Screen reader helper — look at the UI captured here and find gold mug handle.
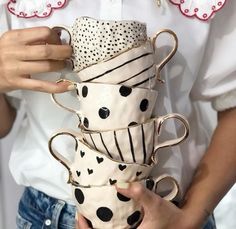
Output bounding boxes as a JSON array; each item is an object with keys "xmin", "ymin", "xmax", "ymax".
[
  {"xmin": 52, "ymin": 25, "xmax": 72, "ymax": 45},
  {"xmin": 146, "ymin": 174, "xmax": 179, "ymax": 201},
  {"xmin": 51, "ymin": 79, "xmax": 83, "ymax": 127},
  {"xmin": 48, "ymin": 130, "xmax": 81, "ymax": 186},
  {"xmin": 52, "ymin": 25, "xmax": 75, "ymax": 68},
  {"xmin": 150, "ymin": 113, "xmax": 189, "ymax": 164},
  {"xmin": 151, "ymin": 29, "xmax": 178, "ymax": 83}
]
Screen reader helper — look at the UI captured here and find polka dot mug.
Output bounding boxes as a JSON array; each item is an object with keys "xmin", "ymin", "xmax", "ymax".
[
  {"xmin": 71, "ymin": 174, "xmax": 179, "ymax": 229},
  {"xmin": 52, "ymin": 81, "xmax": 158, "ymax": 130}
]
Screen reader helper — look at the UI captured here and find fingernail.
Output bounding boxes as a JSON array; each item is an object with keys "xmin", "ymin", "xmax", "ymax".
[
  {"xmin": 116, "ymin": 182, "xmax": 130, "ymax": 189},
  {"xmin": 75, "ymin": 212, "xmax": 78, "ymax": 220},
  {"xmin": 67, "ymin": 84, "xmax": 76, "ymax": 91}
]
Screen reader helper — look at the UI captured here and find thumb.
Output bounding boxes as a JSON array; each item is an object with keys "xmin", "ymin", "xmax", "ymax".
[
  {"xmin": 116, "ymin": 182, "xmax": 160, "ymax": 211},
  {"xmin": 77, "ymin": 213, "xmax": 93, "ymax": 229}
]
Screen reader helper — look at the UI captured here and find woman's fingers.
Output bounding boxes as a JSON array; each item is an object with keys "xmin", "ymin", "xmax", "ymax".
[
  {"xmin": 1, "ymin": 27, "xmax": 62, "ymax": 45},
  {"xmin": 116, "ymin": 182, "xmax": 162, "ymax": 212},
  {"xmin": 77, "ymin": 213, "xmax": 91, "ymax": 229},
  {"xmin": 5, "ymin": 44, "xmax": 72, "ymax": 61},
  {"xmin": 13, "ymin": 78, "xmax": 75, "ymax": 93},
  {"xmin": 9, "ymin": 60, "xmax": 67, "ymax": 75}
]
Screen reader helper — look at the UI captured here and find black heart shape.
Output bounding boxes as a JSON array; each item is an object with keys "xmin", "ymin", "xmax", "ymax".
[
  {"xmin": 76, "ymin": 171, "xmax": 81, "ymax": 177},
  {"xmin": 87, "ymin": 169, "xmax": 93, "ymax": 175},
  {"xmin": 136, "ymin": 171, "xmax": 142, "ymax": 176},
  {"xmin": 96, "ymin": 157, "xmax": 104, "ymax": 164},
  {"xmin": 80, "ymin": 150, "xmax": 85, "ymax": 158},
  {"xmin": 118, "ymin": 164, "xmax": 127, "ymax": 171},
  {"xmin": 109, "ymin": 179, "xmax": 117, "ymax": 185}
]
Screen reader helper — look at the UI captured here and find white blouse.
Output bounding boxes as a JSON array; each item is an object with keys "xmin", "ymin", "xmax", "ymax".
[{"xmin": 0, "ymin": 0, "xmax": 236, "ymax": 203}]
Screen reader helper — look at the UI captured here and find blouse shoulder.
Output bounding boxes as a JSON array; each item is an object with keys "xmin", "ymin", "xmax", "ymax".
[
  {"xmin": 169, "ymin": 0, "xmax": 227, "ymax": 21},
  {"xmin": 7, "ymin": 0, "xmax": 67, "ymax": 18}
]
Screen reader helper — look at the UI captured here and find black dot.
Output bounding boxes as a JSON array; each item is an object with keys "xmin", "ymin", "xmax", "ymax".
[
  {"xmin": 74, "ymin": 188, "xmax": 84, "ymax": 204},
  {"xmin": 146, "ymin": 179, "xmax": 155, "ymax": 191},
  {"xmin": 98, "ymin": 107, "xmax": 110, "ymax": 119},
  {"xmin": 83, "ymin": 117, "xmax": 89, "ymax": 128},
  {"xmin": 117, "ymin": 192, "xmax": 131, "ymax": 202},
  {"xmin": 127, "ymin": 211, "xmax": 142, "ymax": 226},
  {"xmin": 140, "ymin": 99, "xmax": 149, "ymax": 112},
  {"xmin": 119, "ymin": 86, "xmax": 132, "ymax": 97},
  {"xmin": 96, "ymin": 207, "xmax": 113, "ymax": 222},
  {"xmin": 128, "ymin": 122, "xmax": 138, "ymax": 127}
]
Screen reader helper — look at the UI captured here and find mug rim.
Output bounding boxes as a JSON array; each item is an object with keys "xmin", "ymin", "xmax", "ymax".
[{"xmin": 74, "ymin": 16, "xmax": 147, "ymax": 27}]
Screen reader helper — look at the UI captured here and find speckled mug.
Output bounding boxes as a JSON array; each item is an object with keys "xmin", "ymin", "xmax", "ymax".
[
  {"xmin": 72, "ymin": 174, "xmax": 179, "ymax": 229},
  {"xmin": 52, "ymin": 81, "xmax": 158, "ymax": 130},
  {"xmin": 54, "ymin": 16, "xmax": 147, "ymax": 72}
]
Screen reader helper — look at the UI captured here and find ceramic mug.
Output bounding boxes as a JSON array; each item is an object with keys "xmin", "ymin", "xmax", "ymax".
[
  {"xmin": 76, "ymin": 41, "xmax": 157, "ymax": 89},
  {"xmin": 54, "ymin": 16, "xmax": 147, "ymax": 72},
  {"xmin": 81, "ymin": 113, "xmax": 189, "ymax": 164},
  {"xmin": 72, "ymin": 174, "xmax": 179, "ymax": 229},
  {"xmin": 76, "ymin": 27, "xmax": 178, "ymax": 88},
  {"xmin": 48, "ymin": 131, "xmax": 156, "ymax": 187},
  {"xmin": 54, "ymin": 16, "xmax": 178, "ymax": 81},
  {"xmin": 52, "ymin": 81, "xmax": 158, "ymax": 130}
]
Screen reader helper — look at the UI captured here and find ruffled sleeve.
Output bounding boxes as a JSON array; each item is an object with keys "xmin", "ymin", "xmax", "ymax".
[{"xmin": 191, "ymin": 1, "xmax": 236, "ymax": 111}]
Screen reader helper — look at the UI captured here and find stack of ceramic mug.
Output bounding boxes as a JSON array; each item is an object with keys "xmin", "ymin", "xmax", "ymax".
[{"xmin": 48, "ymin": 17, "xmax": 190, "ymax": 229}]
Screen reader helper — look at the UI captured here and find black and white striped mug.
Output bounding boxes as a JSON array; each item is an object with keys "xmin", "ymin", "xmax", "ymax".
[
  {"xmin": 81, "ymin": 113, "xmax": 189, "ymax": 164},
  {"xmin": 76, "ymin": 29, "xmax": 178, "ymax": 88}
]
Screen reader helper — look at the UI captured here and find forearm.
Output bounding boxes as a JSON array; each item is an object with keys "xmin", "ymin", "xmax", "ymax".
[
  {"xmin": 182, "ymin": 108, "xmax": 236, "ymax": 228},
  {"xmin": 0, "ymin": 93, "xmax": 16, "ymax": 138}
]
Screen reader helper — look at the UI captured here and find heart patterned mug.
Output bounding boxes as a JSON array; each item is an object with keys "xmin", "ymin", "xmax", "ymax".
[{"xmin": 48, "ymin": 131, "xmax": 157, "ymax": 187}]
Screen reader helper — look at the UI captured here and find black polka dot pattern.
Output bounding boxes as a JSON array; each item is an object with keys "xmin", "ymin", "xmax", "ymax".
[
  {"xmin": 82, "ymin": 86, "xmax": 88, "ymax": 97},
  {"xmin": 146, "ymin": 179, "xmax": 155, "ymax": 191},
  {"xmin": 83, "ymin": 117, "xmax": 89, "ymax": 128},
  {"xmin": 119, "ymin": 86, "xmax": 132, "ymax": 97},
  {"xmin": 98, "ymin": 107, "xmax": 110, "ymax": 119},
  {"xmin": 128, "ymin": 122, "xmax": 138, "ymax": 126},
  {"xmin": 71, "ymin": 17, "xmax": 147, "ymax": 71},
  {"xmin": 127, "ymin": 211, "xmax": 142, "ymax": 226},
  {"xmin": 74, "ymin": 188, "xmax": 85, "ymax": 204},
  {"xmin": 117, "ymin": 192, "xmax": 131, "ymax": 202},
  {"xmin": 140, "ymin": 99, "xmax": 149, "ymax": 112},
  {"xmin": 96, "ymin": 207, "xmax": 113, "ymax": 222}
]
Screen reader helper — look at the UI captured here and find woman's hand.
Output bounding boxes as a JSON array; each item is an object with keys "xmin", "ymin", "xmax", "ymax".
[
  {"xmin": 76, "ymin": 182, "xmax": 205, "ymax": 229},
  {"xmin": 116, "ymin": 182, "xmax": 198, "ymax": 229},
  {"xmin": 0, "ymin": 26, "xmax": 72, "ymax": 93}
]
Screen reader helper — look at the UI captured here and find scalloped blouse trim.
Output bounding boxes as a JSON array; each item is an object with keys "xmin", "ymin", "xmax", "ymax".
[
  {"xmin": 169, "ymin": 0, "xmax": 227, "ymax": 21},
  {"xmin": 7, "ymin": 0, "xmax": 67, "ymax": 18},
  {"xmin": 6, "ymin": 0, "xmax": 227, "ymax": 20}
]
